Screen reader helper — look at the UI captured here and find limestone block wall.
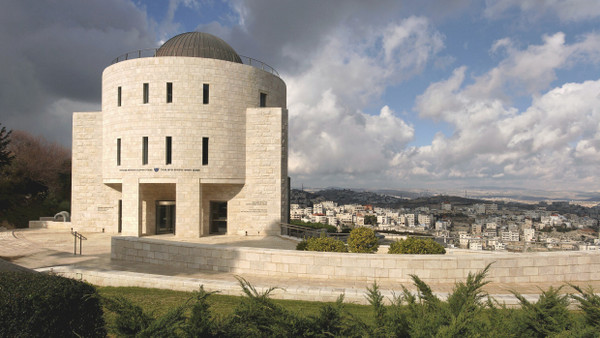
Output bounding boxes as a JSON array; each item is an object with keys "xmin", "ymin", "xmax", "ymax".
[
  {"xmin": 72, "ymin": 113, "xmax": 122, "ymax": 232},
  {"xmin": 112, "ymin": 237, "xmax": 600, "ymax": 284},
  {"xmin": 175, "ymin": 178, "xmax": 200, "ymax": 238},
  {"xmin": 226, "ymin": 108, "xmax": 288, "ymax": 236},
  {"xmin": 28, "ymin": 221, "xmax": 72, "ymax": 230},
  {"xmin": 100, "ymin": 57, "xmax": 286, "ymax": 182}
]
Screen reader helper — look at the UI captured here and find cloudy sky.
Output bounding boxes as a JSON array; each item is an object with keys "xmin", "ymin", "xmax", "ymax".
[{"xmin": 2, "ymin": 0, "xmax": 600, "ymax": 193}]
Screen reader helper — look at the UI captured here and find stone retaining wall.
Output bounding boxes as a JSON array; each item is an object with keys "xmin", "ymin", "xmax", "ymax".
[
  {"xmin": 38, "ymin": 266, "xmax": 540, "ymax": 306},
  {"xmin": 29, "ymin": 221, "xmax": 72, "ymax": 230},
  {"xmin": 112, "ymin": 236, "xmax": 600, "ymax": 284}
]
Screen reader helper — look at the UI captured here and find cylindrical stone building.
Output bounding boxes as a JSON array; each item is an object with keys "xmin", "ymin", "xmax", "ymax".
[{"xmin": 71, "ymin": 32, "xmax": 288, "ymax": 237}]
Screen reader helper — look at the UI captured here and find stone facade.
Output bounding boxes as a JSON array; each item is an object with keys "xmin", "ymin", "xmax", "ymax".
[{"xmin": 71, "ymin": 33, "xmax": 288, "ymax": 238}]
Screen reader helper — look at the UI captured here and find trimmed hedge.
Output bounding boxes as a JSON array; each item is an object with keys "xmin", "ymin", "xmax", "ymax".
[
  {"xmin": 388, "ymin": 237, "xmax": 446, "ymax": 254},
  {"xmin": 297, "ymin": 235, "xmax": 348, "ymax": 252},
  {"xmin": 0, "ymin": 272, "xmax": 106, "ymax": 337},
  {"xmin": 347, "ymin": 227, "xmax": 379, "ymax": 253}
]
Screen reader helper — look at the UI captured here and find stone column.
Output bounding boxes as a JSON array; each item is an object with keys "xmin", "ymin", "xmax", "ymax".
[
  {"xmin": 121, "ymin": 177, "xmax": 141, "ymax": 236},
  {"xmin": 176, "ymin": 177, "xmax": 201, "ymax": 238}
]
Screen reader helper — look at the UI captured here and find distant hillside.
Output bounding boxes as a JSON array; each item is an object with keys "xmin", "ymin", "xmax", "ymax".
[{"xmin": 290, "ymin": 188, "xmax": 484, "ymax": 209}]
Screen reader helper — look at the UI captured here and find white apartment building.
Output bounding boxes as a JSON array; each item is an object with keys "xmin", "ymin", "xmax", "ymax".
[
  {"xmin": 501, "ymin": 230, "xmax": 520, "ymax": 242},
  {"xmin": 377, "ymin": 215, "xmax": 389, "ymax": 225},
  {"xmin": 435, "ymin": 220, "xmax": 450, "ymax": 230},
  {"xmin": 312, "ymin": 203, "xmax": 324, "ymax": 214},
  {"xmin": 404, "ymin": 214, "xmax": 415, "ymax": 227},
  {"xmin": 312, "ymin": 214, "xmax": 327, "ymax": 224},
  {"xmin": 469, "ymin": 240, "xmax": 483, "ymax": 250},
  {"xmin": 523, "ymin": 228, "xmax": 536, "ymax": 242},
  {"xmin": 321, "ymin": 201, "xmax": 337, "ymax": 209},
  {"xmin": 418, "ymin": 214, "xmax": 432, "ymax": 227}
]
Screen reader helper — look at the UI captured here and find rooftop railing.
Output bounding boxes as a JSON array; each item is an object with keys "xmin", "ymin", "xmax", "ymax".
[
  {"xmin": 110, "ymin": 48, "xmax": 158, "ymax": 64},
  {"xmin": 110, "ymin": 49, "xmax": 279, "ymax": 76},
  {"xmin": 239, "ymin": 55, "xmax": 279, "ymax": 76}
]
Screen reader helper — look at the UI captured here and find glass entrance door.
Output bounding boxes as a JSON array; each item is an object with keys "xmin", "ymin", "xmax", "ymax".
[
  {"xmin": 156, "ymin": 201, "xmax": 176, "ymax": 234},
  {"xmin": 209, "ymin": 201, "xmax": 227, "ymax": 234}
]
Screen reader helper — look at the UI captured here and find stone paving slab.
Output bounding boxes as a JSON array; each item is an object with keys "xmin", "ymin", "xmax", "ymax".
[{"xmin": 2, "ymin": 228, "xmax": 599, "ymax": 307}]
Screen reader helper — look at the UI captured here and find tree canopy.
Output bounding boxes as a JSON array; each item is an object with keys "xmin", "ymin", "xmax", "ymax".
[
  {"xmin": 0, "ymin": 123, "xmax": 14, "ymax": 171},
  {"xmin": 0, "ymin": 130, "xmax": 71, "ymax": 228}
]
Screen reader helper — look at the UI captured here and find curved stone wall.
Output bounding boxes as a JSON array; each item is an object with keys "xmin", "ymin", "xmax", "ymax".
[
  {"xmin": 112, "ymin": 236, "xmax": 600, "ymax": 284},
  {"xmin": 101, "ymin": 57, "xmax": 286, "ymax": 180}
]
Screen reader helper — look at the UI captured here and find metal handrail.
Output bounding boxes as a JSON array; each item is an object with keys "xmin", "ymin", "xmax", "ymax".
[
  {"xmin": 109, "ymin": 49, "xmax": 280, "ymax": 76},
  {"xmin": 280, "ymin": 223, "xmax": 350, "ymax": 242},
  {"xmin": 71, "ymin": 230, "xmax": 87, "ymax": 255},
  {"xmin": 239, "ymin": 55, "xmax": 279, "ymax": 76},
  {"xmin": 110, "ymin": 48, "xmax": 158, "ymax": 64}
]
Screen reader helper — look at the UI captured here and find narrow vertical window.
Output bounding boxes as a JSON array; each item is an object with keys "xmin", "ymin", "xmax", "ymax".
[
  {"xmin": 142, "ymin": 137, "xmax": 148, "ymax": 165},
  {"xmin": 117, "ymin": 86, "xmax": 122, "ymax": 107},
  {"xmin": 116, "ymin": 138, "xmax": 121, "ymax": 166},
  {"xmin": 260, "ymin": 92, "xmax": 267, "ymax": 107},
  {"xmin": 202, "ymin": 137, "xmax": 209, "ymax": 165},
  {"xmin": 203, "ymin": 84, "xmax": 209, "ymax": 104},
  {"xmin": 165, "ymin": 136, "xmax": 172, "ymax": 165},
  {"xmin": 166, "ymin": 82, "xmax": 172, "ymax": 103},
  {"xmin": 143, "ymin": 83, "xmax": 149, "ymax": 104}
]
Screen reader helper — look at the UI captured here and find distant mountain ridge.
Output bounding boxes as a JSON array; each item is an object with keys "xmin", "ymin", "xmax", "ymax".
[{"xmin": 290, "ymin": 188, "xmax": 484, "ymax": 209}]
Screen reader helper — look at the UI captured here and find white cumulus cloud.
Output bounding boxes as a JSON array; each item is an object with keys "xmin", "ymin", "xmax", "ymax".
[
  {"xmin": 285, "ymin": 16, "xmax": 444, "ymax": 182},
  {"xmin": 484, "ymin": 0, "xmax": 600, "ymax": 22},
  {"xmin": 406, "ymin": 30, "xmax": 600, "ymax": 190}
]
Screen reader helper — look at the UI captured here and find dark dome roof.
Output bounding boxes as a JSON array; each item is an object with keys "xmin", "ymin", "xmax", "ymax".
[{"xmin": 156, "ymin": 32, "xmax": 242, "ymax": 63}]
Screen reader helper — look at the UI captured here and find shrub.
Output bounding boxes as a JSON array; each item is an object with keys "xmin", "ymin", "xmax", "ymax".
[
  {"xmin": 512, "ymin": 286, "xmax": 573, "ymax": 336},
  {"xmin": 102, "ymin": 296, "xmax": 153, "ymax": 336},
  {"xmin": 569, "ymin": 284, "xmax": 600, "ymax": 329},
  {"xmin": 183, "ymin": 287, "xmax": 220, "ymax": 337},
  {"xmin": 347, "ymin": 227, "xmax": 379, "ymax": 253},
  {"xmin": 0, "ymin": 272, "xmax": 106, "ymax": 337},
  {"xmin": 103, "ymin": 294, "xmax": 190, "ymax": 337},
  {"xmin": 304, "ymin": 234, "xmax": 348, "ymax": 252},
  {"xmin": 388, "ymin": 237, "xmax": 446, "ymax": 254},
  {"xmin": 296, "ymin": 239, "xmax": 308, "ymax": 251}
]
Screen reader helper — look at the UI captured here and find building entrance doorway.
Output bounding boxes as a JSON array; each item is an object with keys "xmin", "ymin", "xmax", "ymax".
[
  {"xmin": 209, "ymin": 201, "xmax": 227, "ymax": 234},
  {"xmin": 156, "ymin": 201, "xmax": 176, "ymax": 234}
]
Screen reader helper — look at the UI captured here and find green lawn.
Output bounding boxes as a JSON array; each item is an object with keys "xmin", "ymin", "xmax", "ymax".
[{"xmin": 97, "ymin": 286, "xmax": 375, "ymax": 327}]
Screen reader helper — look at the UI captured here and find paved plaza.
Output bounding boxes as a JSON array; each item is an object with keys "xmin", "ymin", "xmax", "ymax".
[{"xmin": 1, "ymin": 228, "xmax": 599, "ymax": 305}]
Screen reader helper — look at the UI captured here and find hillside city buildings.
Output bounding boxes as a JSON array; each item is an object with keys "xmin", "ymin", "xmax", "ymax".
[{"xmin": 291, "ymin": 200, "xmax": 600, "ymax": 251}]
